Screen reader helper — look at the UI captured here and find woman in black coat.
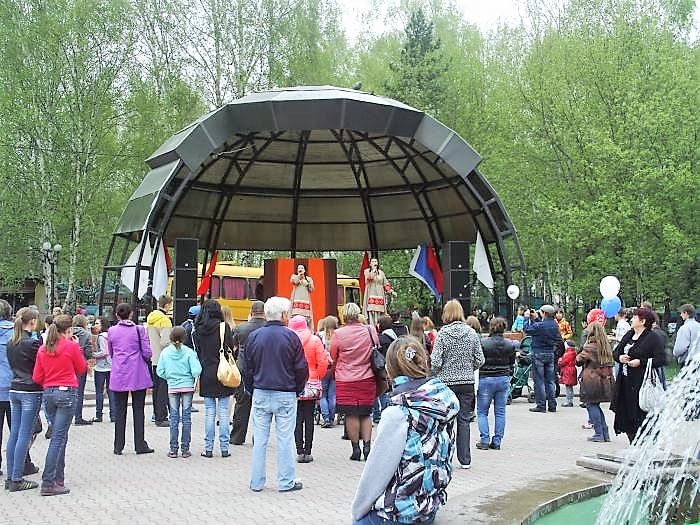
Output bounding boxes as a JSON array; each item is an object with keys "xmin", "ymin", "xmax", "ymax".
[
  {"xmin": 612, "ymin": 307, "xmax": 666, "ymax": 443},
  {"xmin": 193, "ymin": 300, "xmax": 236, "ymax": 458}
]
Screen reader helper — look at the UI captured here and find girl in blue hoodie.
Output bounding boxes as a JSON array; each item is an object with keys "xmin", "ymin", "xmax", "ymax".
[{"xmin": 156, "ymin": 327, "xmax": 202, "ymax": 458}]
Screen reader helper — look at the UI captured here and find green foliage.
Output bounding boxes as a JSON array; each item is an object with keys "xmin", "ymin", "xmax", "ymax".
[
  {"xmin": 383, "ymin": 7, "xmax": 449, "ymax": 115},
  {"xmin": 0, "ymin": 0, "xmax": 697, "ymax": 315}
]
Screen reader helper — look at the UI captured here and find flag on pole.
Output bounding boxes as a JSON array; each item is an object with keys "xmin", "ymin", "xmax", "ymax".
[
  {"xmin": 151, "ymin": 240, "xmax": 169, "ymax": 299},
  {"xmin": 197, "ymin": 251, "xmax": 218, "ymax": 296},
  {"xmin": 358, "ymin": 251, "xmax": 370, "ymax": 296},
  {"xmin": 473, "ymin": 231, "xmax": 494, "ymax": 293},
  {"xmin": 163, "ymin": 242, "xmax": 173, "ymax": 274},
  {"xmin": 121, "ymin": 236, "xmax": 152, "ymax": 300},
  {"xmin": 409, "ymin": 243, "xmax": 444, "ymax": 300}
]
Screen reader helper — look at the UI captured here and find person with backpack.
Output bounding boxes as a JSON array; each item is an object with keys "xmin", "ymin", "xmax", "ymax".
[
  {"xmin": 352, "ymin": 336, "xmax": 459, "ymax": 524},
  {"xmin": 157, "ymin": 327, "xmax": 202, "ymax": 458}
]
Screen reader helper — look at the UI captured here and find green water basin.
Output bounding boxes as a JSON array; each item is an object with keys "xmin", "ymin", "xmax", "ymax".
[
  {"xmin": 531, "ymin": 495, "xmax": 700, "ymax": 525},
  {"xmin": 531, "ymin": 495, "xmax": 604, "ymax": 525}
]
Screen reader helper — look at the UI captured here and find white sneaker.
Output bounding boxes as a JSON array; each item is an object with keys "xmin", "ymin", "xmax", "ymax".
[{"xmin": 460, "ymin": 463, "xmax": 471, "ymax": 469}]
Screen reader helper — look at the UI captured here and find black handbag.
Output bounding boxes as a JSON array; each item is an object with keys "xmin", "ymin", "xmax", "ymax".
[{"xmin": 368, "ymin": 327, "xmax": 386, "ymax": 377}]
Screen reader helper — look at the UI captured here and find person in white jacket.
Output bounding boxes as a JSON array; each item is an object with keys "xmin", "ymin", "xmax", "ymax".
[{"xmin": 673, "ymin": 304, "xmax": 699, "ymax": 366}]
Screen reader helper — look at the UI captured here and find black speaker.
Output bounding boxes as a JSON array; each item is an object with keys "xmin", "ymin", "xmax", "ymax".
[
  {"xmin": 175, "ymin": 238, "xmax": 198, "ymax": 270},
  {"xmin": 448, "ymin": 270, "xmax": 470, "ymax": 299},
  {"xmin": 174, "ymin": 299, "xmax": 196, "ymax": 326},
  {"xmin": 444, "ymin": 241, "xmax": 469, "ymax": 271},
  {"xmin": 174, "ymin": 268, "xmax": 197, "ymax": 300}
]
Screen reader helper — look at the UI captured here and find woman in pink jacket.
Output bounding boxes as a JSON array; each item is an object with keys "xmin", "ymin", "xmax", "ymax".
[
  {"xmin": 330, "ymin": 303, "xmax": 378, "ymax": 462},
  {"xmin": 289, "ymin": 316, "xmax": 327, "ymax": 463}
]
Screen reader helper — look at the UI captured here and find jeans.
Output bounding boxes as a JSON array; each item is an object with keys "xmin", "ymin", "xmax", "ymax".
[
  {"xmin": 448, "ymin": 383, "xmax": 474, "ymax": 466},
  {"xmin": 230, "ymin": 386, "xmax": 252, "ymax": 445},
  {"xmin": 564, "ymin": 385, "xmax": 574, "ymax": 405},
  {"xmin": 151, "ymin": 365, "xmax": 169, "ymax": 422},
  {"xmin": 0, "ymin": 400, "xmax": 9, "ymax": 471},
  {"xmin": 586, "ymin": 403, "xmax": 609, "ymax": 440},
  {"xmin": 250, "ymin": 389, "xmax": 297, "ymax": 491},
  {"xmin": 94, "ymin": 370, "xmax": 115, "ymax": 420},
  {"xmin": 372, "ymin": 392, "xmax": 391, "ymax": 423},
  {"xmin": 354, "ymin": 510, "xmax": 435, "ymax": 525},
  {"xmin": 42, "ymin": 387, "xmax": 76, "ymax": 487},
  {"xmin": 204, "ymin": 396, "xmax": 230, "ymax": 453},
  {"xmin": 6, "ymin": 391, "xmax": 42, "ymax": 480},
  {"xmin": 533, "ymin": 353, "xmax": 557, "ymax": 410},
  {"xmin": 477, "ymin": 376, "xmax": 510, "ymax": 447},
  {"xmin": 43, "ymin": 398, "xmax": 53, "ymax": 427},
  {"xmin": 320, "ymin": 375, "xmax": 336, "ymax": 423},
  {"xmin": 295, "ymin": 399, "xmax": 316, "ymax": 455},
  {"xmin": 169, "ymin": 392, "xmax": 193, "ymax": 452},
  {"xmin": 113, "ymin": 389, "xmax": 148, "ymax": 452},
  {"xmin": 75, "ymin": 373, "xmax": 87, "ymax": 422}
]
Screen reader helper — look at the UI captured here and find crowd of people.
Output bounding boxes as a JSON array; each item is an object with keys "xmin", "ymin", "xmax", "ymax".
[{"xmin": 0, "ymin": 293, "xmax": 695, "ymax": 523}]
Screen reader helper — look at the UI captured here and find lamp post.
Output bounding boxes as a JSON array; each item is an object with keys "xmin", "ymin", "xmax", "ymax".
[{"xmin": 41, "ymin": 241, "xmax": 62, "ymax": 312}]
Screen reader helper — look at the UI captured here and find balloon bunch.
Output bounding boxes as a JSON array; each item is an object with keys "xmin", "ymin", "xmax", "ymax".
[{"xmin": 599, "ymin": 276, "xmax": 621, "ymax": 318}]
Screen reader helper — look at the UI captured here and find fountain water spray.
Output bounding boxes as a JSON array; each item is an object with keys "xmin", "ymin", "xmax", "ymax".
[{"xmin": 596, "ymin": 343, "xmax": 700, "ymax": 525}]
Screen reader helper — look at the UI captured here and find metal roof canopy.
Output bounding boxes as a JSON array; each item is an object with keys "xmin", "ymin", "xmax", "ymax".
[{"xmin": 101, "ymin": 86, "xmax": 526, "ymax": 310}]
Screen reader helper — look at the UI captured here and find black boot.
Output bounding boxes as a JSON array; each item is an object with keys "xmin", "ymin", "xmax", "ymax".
[
  {"xmin": 362, "ymin": 440, "xmax": 371, "ymax": 461},
  {"xmin": 350, "ymin": 442, "xmax": 361, "ymax": 461}
]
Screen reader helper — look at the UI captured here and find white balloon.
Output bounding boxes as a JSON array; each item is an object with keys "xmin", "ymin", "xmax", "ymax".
[
  {"xmin": 507, "ymin": 284, "xmax": 520, "ymax": 300},
  {"xmin": 599, "ymin": 276, "xmax": 620, "ymax": 299}
]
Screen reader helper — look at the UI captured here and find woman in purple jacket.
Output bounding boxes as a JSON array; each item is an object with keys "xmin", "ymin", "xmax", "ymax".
[{"xmin": 107, "ymin": 303, "xmax": 154, "ymax": 455}]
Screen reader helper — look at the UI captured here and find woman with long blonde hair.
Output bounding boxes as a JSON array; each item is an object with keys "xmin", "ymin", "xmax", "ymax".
[{"xmin": 576, "ymin": 321, "xmax": 615, "ymax": 442}]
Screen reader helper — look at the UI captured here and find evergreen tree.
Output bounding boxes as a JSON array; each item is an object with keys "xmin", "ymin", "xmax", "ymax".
[{"xmin": 384, "ymin": 7, "xmax": 448, "ymax": 115}]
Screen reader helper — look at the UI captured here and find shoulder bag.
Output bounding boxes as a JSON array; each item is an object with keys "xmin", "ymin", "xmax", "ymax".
[
  {"xmin": 368, "ymin": 327, "xmax": 386, "ymax": 378},
  {"xmin": 216, "ymin": 322, "xmax": 241, "ymax": 388},
  {"xmin": 639, "ymin": 358, "xmax": 665, "ymax": 412}
]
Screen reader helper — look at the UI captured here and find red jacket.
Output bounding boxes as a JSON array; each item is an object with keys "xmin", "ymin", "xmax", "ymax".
[
  {"xmin": 33, "ymin": 338, "xmax": 87, "ymax": 388},
  {"xmin": 558, "ymin": 348, "xmax": 578, "ymax": 386}
]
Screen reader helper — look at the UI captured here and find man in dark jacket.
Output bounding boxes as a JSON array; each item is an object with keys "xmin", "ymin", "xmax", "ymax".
[
  {"xmin": 245, "ymin": 297, "xmax": 308, "ymax": 493},
  {"xmin": 525, "ymin": 305, "xmax": 563, "ymax": 413},
  {"xmin": 229, "ymin": 301, "xmax": 266, "ymax": 445}
]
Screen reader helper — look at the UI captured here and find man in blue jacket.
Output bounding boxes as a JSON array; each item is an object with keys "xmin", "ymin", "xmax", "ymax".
[
  {"xmin": 245, "ymin": 297, "xmax": 308, "ymax": 493},
  {"xmin": 525, "ymin": 304, "xmax": 563, "ymax": 413}
]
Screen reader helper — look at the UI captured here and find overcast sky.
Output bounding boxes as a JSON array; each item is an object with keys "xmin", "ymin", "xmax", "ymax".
[{"xmin": 340, "ymin": 0, "xmax": 699, "ymax": 43}]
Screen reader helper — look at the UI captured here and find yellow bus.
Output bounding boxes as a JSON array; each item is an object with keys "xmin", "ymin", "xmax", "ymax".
[{"xmin": 190, "ymin": 262, "xmax": 360, "ymax": 324}]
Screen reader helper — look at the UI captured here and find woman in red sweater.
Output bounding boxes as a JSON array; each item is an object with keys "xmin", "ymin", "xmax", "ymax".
[{"xmin": 32, "ymin": 315, "xmax": 87, "ymax": 496}]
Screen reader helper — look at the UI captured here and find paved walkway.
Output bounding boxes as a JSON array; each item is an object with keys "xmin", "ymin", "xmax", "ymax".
[{"xmin": 1, "ymin": 396, "xmax": 623, "ymax": 524}]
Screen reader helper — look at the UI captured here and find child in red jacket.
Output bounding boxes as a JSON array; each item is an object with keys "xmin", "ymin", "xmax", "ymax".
[{"xmin": 558, "ymin": 340, "xmax": 577, "ymax": 407}]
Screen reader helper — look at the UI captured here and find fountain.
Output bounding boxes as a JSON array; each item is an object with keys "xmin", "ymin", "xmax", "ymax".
[
  {"xmin": 596, "ymin": 344, "xmax": 700, "ymax": 525},
  {"xmin": 528, "ymin": 339, "xmax": 700, "ymax": 525}
]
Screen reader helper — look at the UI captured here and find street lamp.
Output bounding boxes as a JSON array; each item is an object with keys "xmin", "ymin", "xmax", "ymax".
[{"xmin": 40, "ymin": 242, "xmax": 62, "ymax": 311}]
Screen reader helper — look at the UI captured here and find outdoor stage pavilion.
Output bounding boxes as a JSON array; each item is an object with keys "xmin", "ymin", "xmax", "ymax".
[{"xmin": 99, "ymin": 86, "xmax": 526, "ymax": 317}]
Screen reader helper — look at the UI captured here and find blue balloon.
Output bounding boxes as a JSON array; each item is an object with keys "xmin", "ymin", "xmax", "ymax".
[{"xmin": 601, "ymin": 296, "xmax": 622, "ymax": 318}]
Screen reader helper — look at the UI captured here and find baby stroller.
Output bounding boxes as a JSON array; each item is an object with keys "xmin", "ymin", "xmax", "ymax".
[{"xmin": 509, "ymin": 335, "xmax": 535, "ymax": 403}]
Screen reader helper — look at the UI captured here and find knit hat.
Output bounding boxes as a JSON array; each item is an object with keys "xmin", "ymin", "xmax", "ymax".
[
  {"xmin": 587, "ymin": 308, "xmax": 606, "ymax": 326},
  {"xmin": 288, "ymin": 315, "xmax": 308, "ymax": 332}
]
